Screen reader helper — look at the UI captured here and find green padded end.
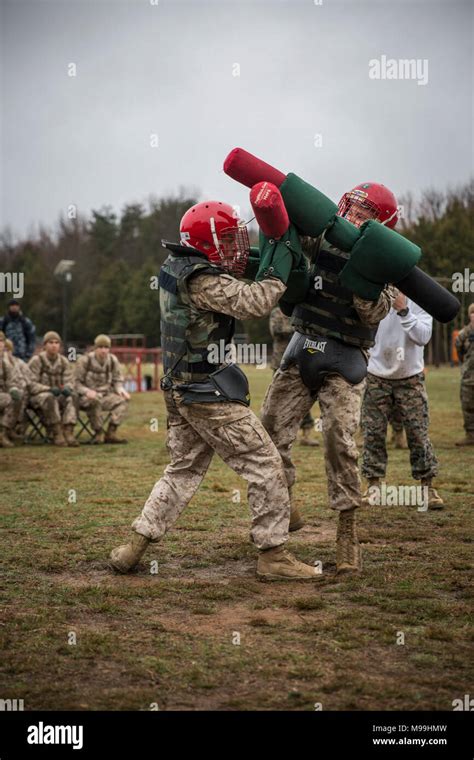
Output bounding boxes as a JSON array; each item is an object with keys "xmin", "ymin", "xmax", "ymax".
[
  {"xmin": 339, "ymin": 262, "xmax": 383, "ymax": 301},
  {"xmin": 325, "ymin": 214, "xmax": 361, "ymax": 252},
  {"xmin": 280, "ymin": 173, "xmax": 338, "ymax": 238}
]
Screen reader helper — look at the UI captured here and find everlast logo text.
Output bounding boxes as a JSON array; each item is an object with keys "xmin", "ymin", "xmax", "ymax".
[{"xmin": 303, "ymin": 339, "xmax": 327, "ymax": 353}]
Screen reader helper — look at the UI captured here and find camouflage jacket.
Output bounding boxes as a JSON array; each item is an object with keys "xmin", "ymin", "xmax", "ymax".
[
  {"xmin": 28, "ymin": 352, "xmax": 74, "ymax": 396},
  {"xmin": 0, "ymin": 354, "xmax": 17, "ymax": 394},
  {"xmin": 75, "ymin": 352, "xmax": 124, "ymax": 396},
  {"xmin": 456, "ymin": 324, "xmax": 474, "ymax": 384}
]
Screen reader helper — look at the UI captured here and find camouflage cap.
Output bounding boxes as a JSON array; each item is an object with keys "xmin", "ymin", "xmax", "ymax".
[
  {"xmin": 94, "ymin": 334, "xmax": 111, "ymax": 348},
  {"xmin": 5, "ymin": 339, "xmax": 13, "ymax": 351},
  {"xmin": 43, "ymin": 331, "xmax": 61, "ymax": 344}
]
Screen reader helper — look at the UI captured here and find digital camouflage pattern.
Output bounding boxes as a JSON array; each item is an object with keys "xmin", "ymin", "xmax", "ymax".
[
  {"xmin": 261, "ymin": 364, "xmax": 366, "ymax": 511},
  {"xmin": 455, "ymin": 320, "xmax": 474, "ymax": 434},
  {"xmin": 133, "ymin": 391, "xmax": 290, "ymax": 550},
  {"xmin": 75, "ymin": 351, "xmax": 128, "ymax": 430},
  {"xmin": 361, "ymin": 371, "xmax": 439, "ymax": 480},
  {"xmin": 0, "ymin": 355, "xmax": 21, "ymax": 430},
  {"xmin": 132, "ymin": 273, "xmax": 291, "ymax": 549},
  {"xmin": 28, "ymin": 351, "xmax": 77, "ymax": 426}
]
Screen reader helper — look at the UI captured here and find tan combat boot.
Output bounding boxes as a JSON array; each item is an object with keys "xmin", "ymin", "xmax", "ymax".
[
  {"xmin": 0, "ymin": 426, "xmax": 15, "ymax": 448},
  {"xmin": 299, "ymin": 427, "xmax": 319, "ymax": 447},
  {"xmin": 63, "ymin": 425, "xmax": 80, "ymax": 447},
  {"xmin": 362, "ymin": 477, "xmax": 381, "ymax": 505},
  {"xmin": 257, "ymin": 545, "xmax": 322, "ymax": 581},
  {"xmin": 289, "ymin": 505, "xmax": 305, "ymax": 532},
  {"xmin": 421, "ymin": 478, "xmax": 444, "ymax": 510},
  {"xmin": 105, "ymin": 423, "xmax": 127, "ymax": 444},
  {"xmin": 336, "ymin": 509, "xmax": 362, "ymax": 574},
  {"xmin": 51, "ymin": 423, "xmax": 67, "ymax": 447},
  {"xmin": 455, "ymin": 433, "xmax": 474, "ymax": 447},
  {"xmin": 110, "ymin": 533, "xmax": 150, "ymax": 573}
]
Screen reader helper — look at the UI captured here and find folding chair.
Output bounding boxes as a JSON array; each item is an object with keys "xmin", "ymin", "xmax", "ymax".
[
  {"xmin": 24, "ymin": 408, "xmax": 51, "ymax": 444},
  {"xmin": 75, "ymin": 411, "xmax": 112, "ymax": 444}
]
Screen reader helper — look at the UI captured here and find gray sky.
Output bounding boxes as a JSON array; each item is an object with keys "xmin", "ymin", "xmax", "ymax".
[{"xmin": 1, "ymin": 0, "xmax": 472, "ymax": 239}]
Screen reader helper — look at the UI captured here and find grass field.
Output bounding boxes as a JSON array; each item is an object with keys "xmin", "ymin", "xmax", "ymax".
[{"xmin": 1, "ymin": 365, "xmax": 473, "ymax": 711}]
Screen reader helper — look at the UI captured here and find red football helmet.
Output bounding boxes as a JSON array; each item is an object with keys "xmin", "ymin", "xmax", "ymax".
[
  {"xmin": 337, "ymin": 182, "xmax": 399, "ymax": 229},
  {"xmin": 179, "ymin": 201, "xmax": 250, "ymax": 277}
]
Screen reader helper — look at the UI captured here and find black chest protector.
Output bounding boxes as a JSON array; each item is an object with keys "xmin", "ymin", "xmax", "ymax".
[{"xmin": 291, "ymin": 237, "xmax": 377, "ymax": 349}]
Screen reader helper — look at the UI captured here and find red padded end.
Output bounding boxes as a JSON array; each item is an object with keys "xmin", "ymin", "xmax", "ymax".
[
  {"xmin": 250, "ymin": 181, "xmax": 290, "ymax": 238},
  {"xmin": 223, "ymin": 147, "xmax": 287, "ymax": 189}
]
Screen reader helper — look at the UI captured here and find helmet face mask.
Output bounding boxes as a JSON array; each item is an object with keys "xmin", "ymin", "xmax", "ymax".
[
  {"xmin": 180, "ymin": 201, "xmax": 250, "ymax": 277},
  {"xmin": 338, "ymin": 183, "xmax": 399, "ymax": 229}
]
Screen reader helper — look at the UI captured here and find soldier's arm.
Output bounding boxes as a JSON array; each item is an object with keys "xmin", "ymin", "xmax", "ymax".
[
  {"xmin": 62, "ymin": 358, "xmax": 74, "ymax": 388},
  {"xmin": 353, "ymin": 286, "xmax": 397, "ymax": 327},
  {"xmin": 187, "ymin": 273, "xmax": 286, "ymax": 320},
  {"xmin": 111, "ymin": 356, "xmax": 125, "ymax": 394},
  {"xmin": 27, "ymin": 356, "xmax": 50, "ymax": 395},
  {"xmin": 397, "ymin": 303, "xmax": 433, "ymax": 346}
]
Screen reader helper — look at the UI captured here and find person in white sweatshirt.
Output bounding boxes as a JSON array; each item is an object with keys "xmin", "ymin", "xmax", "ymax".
[{"xmin": 361, "ymin": 290, "xmax": 443, "ymax": 509}]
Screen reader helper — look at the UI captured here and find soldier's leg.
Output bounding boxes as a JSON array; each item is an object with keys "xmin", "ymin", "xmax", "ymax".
[
  {"xmin": 461, "ymin": 381, "xmax": 474, "ymax": 437},
  {"xmin": 79, "ymin": 396, "xmax": 103, "ymax": 434},
  {"xmin": 101, "ymin": 393, "xmax": 129, "ymax": 443},
  {"xmin": 394, "ymin": 374, "xmax": 438, "ymax": 481},
  {"xmin": 30, "ymin": 392, "xmax": 65, "ymax": 444},
  {"xmin": 0, "ymin": 392, "xmax": 15, "ymax": 447},
  {"xmin": 60, "ymin": 396, "xmax": 79, "ymax": 447},
  {"xmin": 131, "ymin": 394, "xmax": 214, "ymax": 542},
  {"xmin": 261, "ymin": 364, "xmax": 315, "ymax": 491},
  {"xmin": 176, "ymin": 399, "xmax": 319, "ymax": 580},
  {"xmin": 318, "ymin": 375, "xmax": 365, "ymax": 573},
  {"xmin": 361, "ymin": 373, "xmax": 393, "ymax": 481}
]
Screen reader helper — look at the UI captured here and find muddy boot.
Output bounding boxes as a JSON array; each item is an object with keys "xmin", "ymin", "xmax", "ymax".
[
  {"xmin": 421, "ymin": 478, "xmax": 444, "ymax": 510},
  {"xmin": 393, "ymin": 429, "xmax": 408, "ymax": 449},
  {"xmin": 336, "ymin": 509, "xmax": 362, "ymax": 574},
  {"xmin": 110, "ymin": 532, "xmax": 150, "ymax": 573},
  {"xmin": 105, "ymin": 423, "xmax": 127, "ymax": 444},
  {"xmin": 0, "ymin": 426, "xmax": 15, "ymax": 448},
  {"xmin": 63, "ymin": 424, "xmax": 80, "ymax": 447},
  {"xmin": 299, "ymin": 427, "xmax": 319, "ymax": 447},
  {"xmin": 455, "ymin": 433, "xmax": 474, "ymax": 447},
  {"xmin": 289, "ymin": 504, "xmax": 305, "ymax": 532},
  {"xmin": 257, "ymin": 545, "xmax": 321, "ymax": 581},
  {"xmin": 52, "ymin": 423, "xmax": 67, "ymax": 447},
  {"xmin": 362, "ymin": 477, "xmax": 381, "ymax": 505}
]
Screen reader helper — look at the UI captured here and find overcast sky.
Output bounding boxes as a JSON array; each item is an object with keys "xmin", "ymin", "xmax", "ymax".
[{"xmin": 1, "ymin": 0, "xmax": 472, "ymax": 239}]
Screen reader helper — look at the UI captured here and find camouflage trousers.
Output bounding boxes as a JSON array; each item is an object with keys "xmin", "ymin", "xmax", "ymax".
[
  {"xmin": 460, "ymin": 380, "xmax": 474, "ymax": 434},
  {"xmin": 261, "ymin": 365, "xmax": 365, "ymax": 512},
  {"xmin": 30, "ymin": 392, "xmax": 77, "ymax": 426},
  {"xmin": 0, "ymin": 392, "xmax": 21, "ymax": 429},
  {"xmin": 79, "ymin": 393, "xmax": 128, "ymax": 431},
  {"xmin": 361, "ymin": 372, "xmax": 439, "ymax": 480},
  {"xmin": 132, "ymin": 391, "xmax": 290, "ymax": 550}
]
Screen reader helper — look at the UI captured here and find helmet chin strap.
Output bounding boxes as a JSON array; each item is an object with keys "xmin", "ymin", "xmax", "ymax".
[
  {"xmin": 209, "ymin": 217, "xmax": 223, "ymax": 257},
  {"xmin": 381, "ymin": 205, "xmax": 401, "ymax": 226}
]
